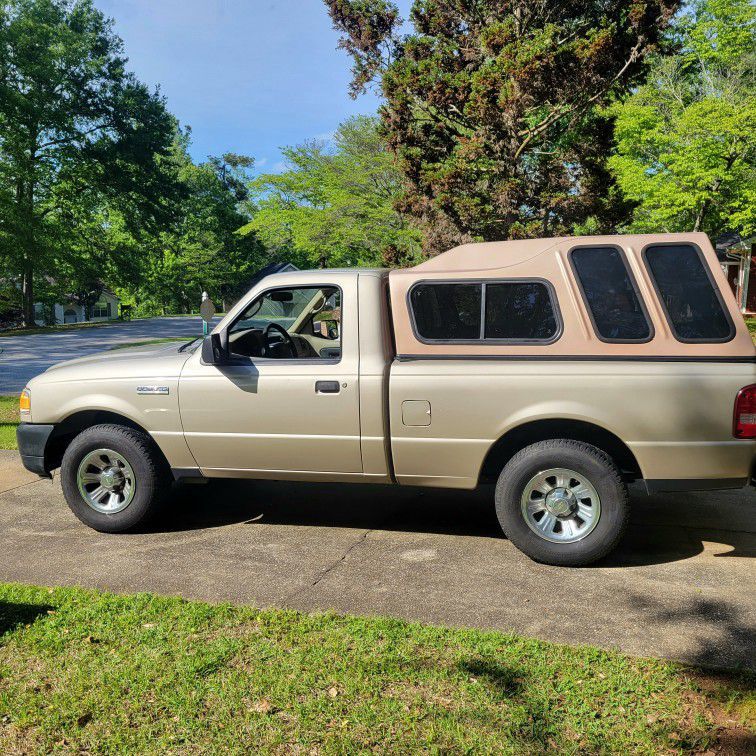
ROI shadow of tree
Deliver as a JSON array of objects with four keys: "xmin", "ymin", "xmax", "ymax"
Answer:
[
  {"xmin": 459, "ymin": 659, "xmax": 523, "ymax": 698},
  {"xmin": 625, "ymin": 591, "xmax": 755, "ymax": 671},
  {"xmin": 0, "ymin": 601, "xmax": 52, "ymax": 636}
]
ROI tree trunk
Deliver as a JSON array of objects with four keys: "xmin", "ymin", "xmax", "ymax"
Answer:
[
  {"xmin": 17, "ymin": 179, "xmax": 36, "ymax": 328},
  {"xmin": 693, "ymin": 199, "xmax": 709, "ymax": 233},
  {"xmin": 21, "ymin": 257, "xmax": 34, "ymax": 327},
  {"xmin": 17, "ymin": 141, "xmax": 37, "ymax": 328}
]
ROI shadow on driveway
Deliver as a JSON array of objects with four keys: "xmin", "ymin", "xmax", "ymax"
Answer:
[{"xmin": 152, "ymin": 478, "xmax": 755, "ymax": 568}]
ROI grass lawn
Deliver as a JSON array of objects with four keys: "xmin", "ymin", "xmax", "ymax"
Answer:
[
  {"xmin": 746, "ymin": 316, "xmax": 756, "ymax": 343},
  {"xmin": 0, "ymin": 321, "xmax": 111, "ymax": 338},
  {"xmin": 0, "ymin": 583, "xmax": 752, "ymax": 754},
  {"xmin": 0, "ymin": 396, "xmax": 18, "ymax": 450},
  {"xmin": 0, "ymin": 314, "xmax": 218, "ymax": 338}
]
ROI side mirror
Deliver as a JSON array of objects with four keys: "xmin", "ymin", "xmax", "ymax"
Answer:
[
  {"xmin": 312, "ymin": 319, "xmax": 339, "ymax": 340},
  {"xmin": 201, "ymin": 331, "xmax": 230, "ymax": 365}
]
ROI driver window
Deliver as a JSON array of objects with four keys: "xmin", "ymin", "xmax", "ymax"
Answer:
[{"xmin": 228, "ymin": 286, "xmax": 341, "ymax": 360}]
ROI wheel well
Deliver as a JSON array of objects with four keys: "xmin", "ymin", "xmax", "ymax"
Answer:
[
  {"xmin": 478, "ymin": 419, "xmax": 642, "ymax": 484},
  {"xmin": 45, "ymin": 411, "xmax": 167, "ymax": 472}
]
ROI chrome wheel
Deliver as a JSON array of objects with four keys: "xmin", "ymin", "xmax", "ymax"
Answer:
[
  {"xmin": 76, "ymin": 448, "xmax": 136, "ymax": 514},
  {"xmin": 520, "ymin": 467, "xmax": 601, "ymax": 543}
]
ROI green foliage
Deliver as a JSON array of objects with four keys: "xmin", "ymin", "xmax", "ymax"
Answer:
[
  {"xmin": 0, "ymin": 1, "xmax": 270, "ymax": 323},
  {"xmin": 242, "ymin": 115, "xmax": 422, "ymax": 268},
  {"xmin": 127, "ymin": 134, "xmax": 267, "ymax": 316},
  {"xmin": 326, "ymin": 0, "xmax": 677, "ymax": 253},
  {"xmin": 0, "ymin": 396, "xmax": 18, "ymax": 449},
  {"xmin": 0, "ymin": 0, "xmax": 181, "ymax": 325},
  {"xmin": 609, "ymin": 0, "xmax": 756, "ymax": 237}
]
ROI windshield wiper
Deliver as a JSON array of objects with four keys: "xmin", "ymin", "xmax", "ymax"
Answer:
[{"xmin": 178, "ymin": 336, "xmax": 202, "ymax": 352}]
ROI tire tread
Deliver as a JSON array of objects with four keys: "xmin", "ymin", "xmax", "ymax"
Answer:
[
  {"xmin": 495, "ymin": 439, "xmax": 629, "ymax": 566},
  {"xmin": 61, "ymin": 423, "xmax": 169, "ymax": 533}
]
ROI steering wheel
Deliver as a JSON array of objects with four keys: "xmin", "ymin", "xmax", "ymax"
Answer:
[{"xmin": 263, "ymin": 322, "xmax": 296, "ymax": 358}]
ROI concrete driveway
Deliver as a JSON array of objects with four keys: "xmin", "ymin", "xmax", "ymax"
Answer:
[
  {"xmin": 1, "ymin": 449, "xmax": 754, "ymax": 671},
  {"xmin": 0, "ymin": 317, "xmax": 220, "ymax": 394}
]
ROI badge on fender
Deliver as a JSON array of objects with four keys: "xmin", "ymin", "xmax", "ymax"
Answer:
[{"xmin": 137, "ymin": 386, "xmax": 169, "ymax": 395}]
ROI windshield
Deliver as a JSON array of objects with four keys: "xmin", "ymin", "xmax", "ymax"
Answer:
[{"xmin": 234, "ymin": 288, "xmax": 320, "ymax": 332}]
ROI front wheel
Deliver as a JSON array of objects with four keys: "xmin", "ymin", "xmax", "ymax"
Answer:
[
  {"xmin": 61, "ymin": 424, "xmax": 169, "ymax": 533},
  {"xmin": 495, "ymin": 440, "xmax": 629, "ymax": 566}
]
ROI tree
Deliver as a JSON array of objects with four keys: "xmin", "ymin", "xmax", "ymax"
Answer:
[
  {"xmin": 0, "ymin": 0, "xmax": 179, "ymax": 325},
  {"xmin": 242, "ymin": 115, "xmax": 422, "ymax": 268},
  {"xmin": 609, "ymin": 0, "xmax": 756, "ymax": 238},
  {"xmin": 129, "ymin": 133, "xmax": 266, "ymax": 316},
  {"xmin": 326, "ymin": 0, "xmax": 677, "ymax": 253}
]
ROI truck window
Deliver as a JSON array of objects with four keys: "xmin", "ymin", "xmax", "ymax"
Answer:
[
  {"xmin": 484, "ymin": 282, "xmax": 558, "ymax": 340},
  {"xmin": 228, "ymin": 286, "xmax": 342, "ymax": 359},
  {"xmin": 409, "ymin": 280, "xmax": 559, "ymax": 342},
  {"xmin": 410, "ymin": 283, "xmax": 481, "ymax": 340},
  {"xmin": 644, "ymin": 244, "xmax": 734, "ymax": 342},
  {"xmin": 570, "ymin": 246, "xmax": 652, "ymax": 342}
]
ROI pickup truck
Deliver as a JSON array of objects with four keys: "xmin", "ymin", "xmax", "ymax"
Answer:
[{"xmin": 16, "ymin": 232, "xmax": 756, "ymax": 566}]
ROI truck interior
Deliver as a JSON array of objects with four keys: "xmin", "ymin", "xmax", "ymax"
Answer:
[{"xmin": 227, "ymin": 285, "xmax": 342, "ymax": 360}]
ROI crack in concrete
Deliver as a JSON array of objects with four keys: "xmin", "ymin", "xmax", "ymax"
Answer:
[
  {"xmin": 283, "ymin": 528, "xmax": 373, "ymax": 603},
  {"xmin": 0, "ymin": 477, "xmax": 51, "ymax": 496}
]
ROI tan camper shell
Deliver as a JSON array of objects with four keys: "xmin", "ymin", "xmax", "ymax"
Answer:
[{"xmin": 16, "ymin": 233, "xmax": 756, "ymax": 566}]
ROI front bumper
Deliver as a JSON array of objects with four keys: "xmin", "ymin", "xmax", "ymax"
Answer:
[{"xmin": 16, "ymin": 423, "xmax": 55, "ymax": 478}]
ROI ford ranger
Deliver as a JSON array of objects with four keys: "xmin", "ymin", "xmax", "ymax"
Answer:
[{"xmin": 16, "ymin": 233, "xmax": 756, "ymax": 565}]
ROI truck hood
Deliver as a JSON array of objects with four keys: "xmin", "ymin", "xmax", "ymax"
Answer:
[{"xmin": 44, "ymin": 342, "xmax": 192, "ymax": 374}]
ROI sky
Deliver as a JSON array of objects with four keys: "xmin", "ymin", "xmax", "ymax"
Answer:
[{"xmin": 95, "ymin": 0, "xmax": 411, "ymax": 172}]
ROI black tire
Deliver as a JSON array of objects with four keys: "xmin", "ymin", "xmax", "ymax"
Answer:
[
  {"xmin": 60, "ymin": 424, "xmax": 169, "ymax": 533},
  {"xmin": 495, "ymin": 439, "xmax": 629, "ymax": 567}
]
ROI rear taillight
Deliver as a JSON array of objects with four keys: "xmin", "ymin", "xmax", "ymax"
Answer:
[{"xmin": 734, "ymin": 384, "xmax": 756, "ymax": 438}]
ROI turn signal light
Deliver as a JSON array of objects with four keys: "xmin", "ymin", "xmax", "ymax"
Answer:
[
  {"xmin": 19, "ymin": 389, "xmax": 31, "ymax": 413},
  {"xmin": 733, "ymin": 384, "xmax": 756, "ymax": 438}
]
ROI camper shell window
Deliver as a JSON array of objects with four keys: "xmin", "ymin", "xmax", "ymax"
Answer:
[{"xmin": 409, "ymin": 280, "xmax": 561, "ymax": 344}]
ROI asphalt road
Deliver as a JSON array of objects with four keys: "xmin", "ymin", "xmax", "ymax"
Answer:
[
  {"xmin": 0, "ymin": 317, "xmax": 220, "ymax": 395},
  {"xmin": 1, "ymin": 450, "xmax": 754, "ymax": 671}
]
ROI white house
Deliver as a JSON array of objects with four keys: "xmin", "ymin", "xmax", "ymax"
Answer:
[{"xmin": 34, "ymin": 288, "xmax": 121, "ymax": 325}]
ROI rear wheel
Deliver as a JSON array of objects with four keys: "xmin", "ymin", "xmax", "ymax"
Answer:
[
  {"xmin": 61, "ymin": 424, "xmax": 169, "ymax": 533},
  {"xmin": 495, "ymin": 439, "xmax": 629, "ymax": 566}
]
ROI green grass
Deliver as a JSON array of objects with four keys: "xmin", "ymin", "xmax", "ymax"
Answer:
[
  {"xmin": 0, "ymin": 396, "xmax": 18, "ymax": 450},
  {"xmin": 0, "ymin": 583, "xmax": 752, "ymax": 754},
  {"xmin": 746, "ymin": 316, "xmax": 756, "ymax": 343},
  {"xmin": 0, "ymin": 321, "xmax": 112, "ymax": 338}
]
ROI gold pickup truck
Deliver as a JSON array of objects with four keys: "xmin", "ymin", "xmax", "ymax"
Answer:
[{"xmin": 16, "ymin": 233, "xmax": 756, "ymax": 566}]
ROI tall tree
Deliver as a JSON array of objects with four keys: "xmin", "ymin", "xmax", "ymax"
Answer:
[
  {"xmin": 326, "ymin": 0, "xmax": 677, "ymax": 253},
  {"xmin": 130, "ymin": 134, "xmax": 266, "ymax": 316},
  {"xmin": 242, "ymin": 115, "xmax": 422, "ymax": 268},
  {"xmin": 609, "ymin": 0, "xmax": 755, "ymax": 238},
  {"xmin": 0, "ymin": 0, "xmax": 178, "ymax": 325}
]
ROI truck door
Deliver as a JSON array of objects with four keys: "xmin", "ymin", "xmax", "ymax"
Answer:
[{"xmin": 179, "ymin": 278, "xmax": 362, "ymax": 475}]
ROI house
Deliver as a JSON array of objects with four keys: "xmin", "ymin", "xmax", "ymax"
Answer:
[
  {"xmin": 717, "ymin": 234, "xmax": 756, "ymax": 315},
  {"xmin": 34, "ymin": 287, "xmax": 121, "ymax": 325}
]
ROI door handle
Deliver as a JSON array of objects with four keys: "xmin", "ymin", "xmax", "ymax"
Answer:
[{"xmin": 315, "ymin": 380, "xmax": 340, "ymax": 394}]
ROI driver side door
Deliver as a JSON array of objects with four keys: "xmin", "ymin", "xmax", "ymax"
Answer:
[{"xmin": 179, "ymin": 278, "xmax": 362, "ymax": 477}]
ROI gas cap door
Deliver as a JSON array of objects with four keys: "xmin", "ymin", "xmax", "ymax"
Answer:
[{"xmin": 402, "ymin": 400, "xmax": 431, "ymax": 427}]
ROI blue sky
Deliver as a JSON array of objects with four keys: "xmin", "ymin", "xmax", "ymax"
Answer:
[{"xmin": 95, "ymin": 0, "xmax": 411, "ymax": 172}]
